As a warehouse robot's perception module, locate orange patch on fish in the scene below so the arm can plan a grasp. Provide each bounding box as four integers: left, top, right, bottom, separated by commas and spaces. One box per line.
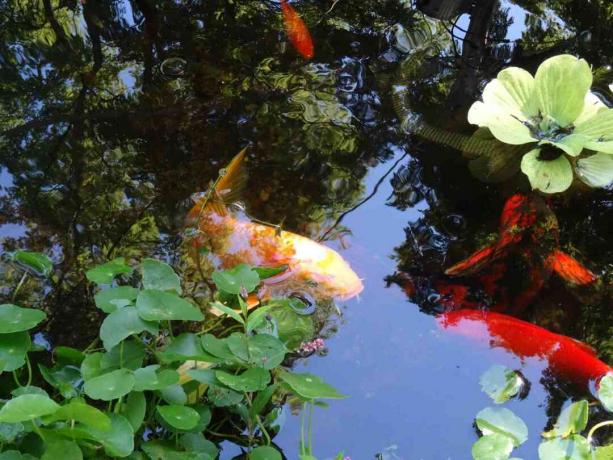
280, 0, 314, 59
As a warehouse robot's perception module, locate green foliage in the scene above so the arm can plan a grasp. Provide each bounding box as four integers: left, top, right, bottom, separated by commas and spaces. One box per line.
479, 365, 524, 404
597, 374, 613, 412
11, 252, 53, 278
467, 55, 613, 193
0, 258, 345, 458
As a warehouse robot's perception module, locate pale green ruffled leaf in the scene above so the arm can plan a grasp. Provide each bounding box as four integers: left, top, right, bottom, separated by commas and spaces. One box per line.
467, 101, 536, 145
521, 149, 573, 193
539, 135, 586, 157
485, 67, 537, 118
534, 55, 592, 127
574, 92, 607, 125
574, 108, 613, 154
576, 153, 613, 187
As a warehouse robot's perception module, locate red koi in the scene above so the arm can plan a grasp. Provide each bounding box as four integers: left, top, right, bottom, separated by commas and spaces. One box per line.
280, 0, 314, 59
437, 309, 612, 391
444, 194, 596, 313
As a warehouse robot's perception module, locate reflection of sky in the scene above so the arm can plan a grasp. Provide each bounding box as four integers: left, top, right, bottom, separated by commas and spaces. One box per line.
0, 167, 26, 247
265, 149, 552, 460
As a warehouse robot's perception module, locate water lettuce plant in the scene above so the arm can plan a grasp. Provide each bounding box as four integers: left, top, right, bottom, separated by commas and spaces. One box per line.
0, 255, 348, 459
468, 54, 613, 193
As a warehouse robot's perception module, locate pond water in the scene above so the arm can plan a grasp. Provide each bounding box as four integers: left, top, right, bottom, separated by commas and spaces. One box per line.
0, 1, 611, 459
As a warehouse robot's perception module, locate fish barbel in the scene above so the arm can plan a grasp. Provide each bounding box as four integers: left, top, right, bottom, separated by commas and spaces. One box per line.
437, 309, 612, 391
186, 149, 363, 301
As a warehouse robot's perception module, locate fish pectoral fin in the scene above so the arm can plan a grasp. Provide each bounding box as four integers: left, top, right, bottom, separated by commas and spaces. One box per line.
546, 250, 597, 285
445, 236, 513, 277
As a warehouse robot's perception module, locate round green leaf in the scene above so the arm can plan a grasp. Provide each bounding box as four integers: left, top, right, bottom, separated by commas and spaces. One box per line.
80, 352, 104, 380
0, 422, 24, 443
215, 368, 270, 392
467, 100, 537, 145
595, 444, 613, 460
538, 435, 590, 460
38, 363, 82, 399
0, 332, 30, 372
543, 400, 589, 439
207, 385, 243, 407
576, 153, 613, 188
521, 148, 573, 193
84, 369, 135, 401
94, 286, 138, 313
100, 307, 159, 351
158, 333, 220, 364
136, 290, 203, 321
534, 55, 592, 127
121, 391, 146, 432
250, 446, 282, 460
0, 451, 38, 460
475, 407, 528, 447
12, 251, 53, 277
267, 303, 314, 349
44, 399, 111, 430
157, 405, 200, 430
598, 374, 613, 412
0, 304, 46, 333
82, 413, 134, 458
472, 434, 514, 460
479, 365, 524, 404
101, 339, 146, 370
133, 365, 179, 391
86, 258, 133, 285
0, 394, 60, 422
159, 384, 188, 406
226, 333, 287, 369
277, 370, 346, 400
141, 259, 182, 294
211, 264, 260, 294
42, 440, 82, 460
201, 334, 238, 362
484, 67, 537, 119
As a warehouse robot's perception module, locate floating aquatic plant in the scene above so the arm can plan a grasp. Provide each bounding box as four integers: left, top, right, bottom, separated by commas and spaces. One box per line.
468, 54, 613, 193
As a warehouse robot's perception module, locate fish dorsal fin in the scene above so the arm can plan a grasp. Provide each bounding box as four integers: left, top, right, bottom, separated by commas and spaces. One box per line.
188, 148, 248, 221
215, 147, 248, 202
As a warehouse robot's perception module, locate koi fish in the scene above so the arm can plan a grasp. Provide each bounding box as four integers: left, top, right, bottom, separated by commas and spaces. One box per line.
437, 309, 612, 391
280, 0, 314, 59
444, 194, 596, 313
186, 149, 362, 301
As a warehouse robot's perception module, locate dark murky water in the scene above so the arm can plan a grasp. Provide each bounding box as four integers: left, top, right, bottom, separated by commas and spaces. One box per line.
1, 1, 611, 458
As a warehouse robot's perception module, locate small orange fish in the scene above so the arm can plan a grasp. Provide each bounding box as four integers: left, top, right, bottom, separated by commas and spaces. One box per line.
186, 149, 362, 301
280, 0, 314, 60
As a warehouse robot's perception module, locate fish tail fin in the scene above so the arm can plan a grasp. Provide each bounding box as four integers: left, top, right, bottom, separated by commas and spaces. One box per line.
546, 250, 597, 285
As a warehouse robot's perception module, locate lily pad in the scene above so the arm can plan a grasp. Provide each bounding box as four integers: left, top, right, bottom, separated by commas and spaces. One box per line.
597, 374, 613, 412
83, 368, 135, 401
215, 368, 271, 393
141, 259, 182, 294
136, 289, 203, 322
472, 433, 514, 460
543, 400, 588, 439
100, 307, 159, 351
157, 405, 200, 431
475, 407, 528, 447
211, 264, 260, 295
94, 286, 138, 313
81, 413, 134, 458
250, 446, 282, 460
0, 332, 30, 372
538, 435, 590, 460
0, 394, 60, 422
479, 365, 524, 404
86, 258, 133, 285
277, 370, 346, 400
0, 304, 46, 333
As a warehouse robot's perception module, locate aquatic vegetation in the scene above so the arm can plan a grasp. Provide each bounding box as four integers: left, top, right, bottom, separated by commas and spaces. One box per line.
437, 310, 612, 391
468, 54, 613, 193
472, 365, 612, 460
0, 256, 348, 458
186, 150, 364, 302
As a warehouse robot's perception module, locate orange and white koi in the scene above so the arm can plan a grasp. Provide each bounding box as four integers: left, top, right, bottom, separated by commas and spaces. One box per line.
280, 0, 314, 59
186, 149, 362, 301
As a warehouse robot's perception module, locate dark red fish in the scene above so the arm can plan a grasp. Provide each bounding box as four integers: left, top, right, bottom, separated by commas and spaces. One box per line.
444, 194, 596, 313
437, 309, 612, 391
280, 0, 314, 59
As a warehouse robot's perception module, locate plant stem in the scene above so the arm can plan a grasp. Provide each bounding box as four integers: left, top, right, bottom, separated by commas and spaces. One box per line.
12, 272, 28, 301
12, 370, 23, 388
587, 420, 613, 444
25, 354, 33, 387
32, 421, 46, 442
307, 401, 314, 454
